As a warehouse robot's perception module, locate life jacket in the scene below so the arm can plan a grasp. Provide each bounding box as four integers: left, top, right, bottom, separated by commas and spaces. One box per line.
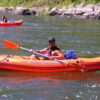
44, 46, 60, 57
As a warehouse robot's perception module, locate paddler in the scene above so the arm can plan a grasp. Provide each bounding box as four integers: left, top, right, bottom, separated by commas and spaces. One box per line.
30, 37, 64, 60
2, 16, 8, 22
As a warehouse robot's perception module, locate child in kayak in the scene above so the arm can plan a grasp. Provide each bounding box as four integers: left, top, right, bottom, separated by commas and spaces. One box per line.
30, 37, 64, 60
2, 16, 7, 22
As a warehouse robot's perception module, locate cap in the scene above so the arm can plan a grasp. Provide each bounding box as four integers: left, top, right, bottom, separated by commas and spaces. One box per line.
48, 37, 55, 42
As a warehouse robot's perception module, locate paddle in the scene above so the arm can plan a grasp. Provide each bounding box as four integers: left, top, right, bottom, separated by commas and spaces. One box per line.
3, 40, 49, 59
3, 40, 67, 63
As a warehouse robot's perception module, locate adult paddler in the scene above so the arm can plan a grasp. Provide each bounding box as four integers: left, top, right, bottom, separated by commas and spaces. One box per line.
30, 37, 64, 60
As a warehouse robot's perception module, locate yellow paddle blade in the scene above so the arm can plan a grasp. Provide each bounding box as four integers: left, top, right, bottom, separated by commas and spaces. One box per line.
3, 40, 20, 50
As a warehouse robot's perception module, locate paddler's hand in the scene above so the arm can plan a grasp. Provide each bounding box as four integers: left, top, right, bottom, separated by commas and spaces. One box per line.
49, 56, 55, 60
29, 49, 33, 53
29, 49, 40, 53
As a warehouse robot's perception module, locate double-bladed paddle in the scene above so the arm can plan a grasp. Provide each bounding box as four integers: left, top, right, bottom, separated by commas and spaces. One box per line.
3, 40, 67, 63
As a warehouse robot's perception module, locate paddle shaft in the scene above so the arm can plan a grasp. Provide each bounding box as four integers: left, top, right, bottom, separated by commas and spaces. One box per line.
20, 47, 49, 59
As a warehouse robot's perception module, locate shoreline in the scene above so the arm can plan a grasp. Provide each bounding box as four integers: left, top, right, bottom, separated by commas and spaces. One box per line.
0, 3, 100, 20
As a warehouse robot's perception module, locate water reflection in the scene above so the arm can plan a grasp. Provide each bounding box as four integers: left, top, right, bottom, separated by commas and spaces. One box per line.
0, 71, 100, 100
0, 71, 99, 81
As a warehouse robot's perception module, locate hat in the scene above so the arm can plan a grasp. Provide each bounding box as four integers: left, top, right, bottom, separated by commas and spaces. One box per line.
48, 37, 55, 42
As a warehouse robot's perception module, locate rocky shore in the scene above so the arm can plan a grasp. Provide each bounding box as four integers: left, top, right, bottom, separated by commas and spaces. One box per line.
0, 3, 100, 19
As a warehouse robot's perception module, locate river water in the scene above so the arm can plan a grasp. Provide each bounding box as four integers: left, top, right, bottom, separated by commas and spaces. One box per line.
0, 13, 100, 100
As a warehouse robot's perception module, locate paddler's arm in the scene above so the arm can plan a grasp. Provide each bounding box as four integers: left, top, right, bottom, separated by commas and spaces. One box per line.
49, 50, 64, 60
29, 48, 48, 54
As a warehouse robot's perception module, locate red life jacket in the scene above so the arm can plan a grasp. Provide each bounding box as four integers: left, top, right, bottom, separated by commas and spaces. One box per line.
44, 46, 60, 57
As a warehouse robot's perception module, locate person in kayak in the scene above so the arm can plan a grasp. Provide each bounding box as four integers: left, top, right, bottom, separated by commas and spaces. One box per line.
30, 37, 64, 60
2, 16, 7, 22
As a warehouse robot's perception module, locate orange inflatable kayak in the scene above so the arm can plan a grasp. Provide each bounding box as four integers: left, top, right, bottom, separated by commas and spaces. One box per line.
0, 55, 100, 72
0, 20, 23, 26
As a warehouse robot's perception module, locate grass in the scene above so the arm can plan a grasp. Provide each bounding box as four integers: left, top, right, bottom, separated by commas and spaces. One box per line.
0, 0, 99, 7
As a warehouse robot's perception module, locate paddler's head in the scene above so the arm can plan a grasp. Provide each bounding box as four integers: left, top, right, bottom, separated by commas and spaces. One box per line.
48, 37, 56, 49
2, 15, 6, 19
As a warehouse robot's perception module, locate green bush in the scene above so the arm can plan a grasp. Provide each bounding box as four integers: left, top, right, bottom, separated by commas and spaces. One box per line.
0, 0, 99, 7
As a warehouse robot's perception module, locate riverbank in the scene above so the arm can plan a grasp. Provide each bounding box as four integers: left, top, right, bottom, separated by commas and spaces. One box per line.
0, 3, 100, 20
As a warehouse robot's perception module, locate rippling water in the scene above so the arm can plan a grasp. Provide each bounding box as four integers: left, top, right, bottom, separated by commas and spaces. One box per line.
0, 13, 100, 100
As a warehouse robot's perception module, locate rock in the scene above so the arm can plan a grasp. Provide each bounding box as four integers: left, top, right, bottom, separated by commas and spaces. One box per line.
30, 6, 49, 15
83, 4, 95, 12
83, 12, 95, 19
13, 7, 36, 15
75, 10, 84, 15
57, 9, 63, 15
13, 7, 25, 14
0, 7, 6, 12
31, 10, 37, 15
49, 7, 59, 16
95, 13, 100, 19
6, 7, 14, 12
63, 10, 74, 17
20, 9, 31, 15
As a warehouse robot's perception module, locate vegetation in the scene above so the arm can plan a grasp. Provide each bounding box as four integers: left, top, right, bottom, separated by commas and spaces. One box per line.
0, 0, 99, 7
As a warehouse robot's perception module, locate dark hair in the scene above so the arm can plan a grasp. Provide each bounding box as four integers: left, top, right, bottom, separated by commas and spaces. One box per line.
48, 37, 55, 42
2, 16, 6, 18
